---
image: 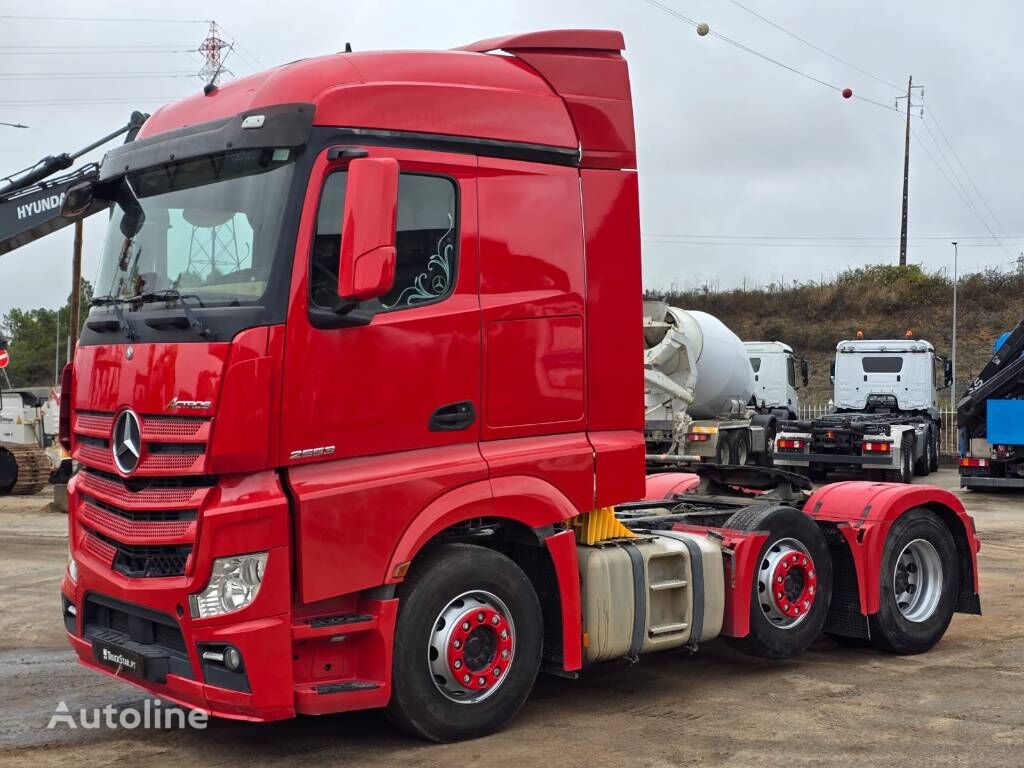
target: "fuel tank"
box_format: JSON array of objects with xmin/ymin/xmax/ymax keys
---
[{"xmin": 577, "ymin": 531, "xmax": 725, "ymax": 664}]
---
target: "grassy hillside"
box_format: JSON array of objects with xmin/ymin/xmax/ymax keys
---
[{"xmin": 646, "ymin": 265, "xmax": 1024, "ymax": 407}]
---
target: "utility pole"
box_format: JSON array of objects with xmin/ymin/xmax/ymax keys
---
[
  {"xmin": 895, "ymin": 76, "xmax": 925, "ymax": 267},
  {"xmin": 951, "ymin": 240, "xmax": 959, "ymax": 411}
]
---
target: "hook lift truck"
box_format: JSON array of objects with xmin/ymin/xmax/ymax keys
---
[
  {"xmin": 0, "ymin": 113, "xmax": 146, "ymax": 496},
  {"xmin": 53, "ymin": 31, "xmax": 979, "ymax": 741},
  {"xmin": 958, "ymin": 318, "xmax": 1024, "ymax": 489}
]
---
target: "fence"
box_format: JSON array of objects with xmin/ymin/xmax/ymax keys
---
[{"xmin": 796, "ymin": 404, "xmax": 959, "ymax": 457}]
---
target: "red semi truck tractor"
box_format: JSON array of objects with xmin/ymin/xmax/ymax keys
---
[{"xmin": 59, "ymin": 30, "xmax": 981, "ymax": 741}]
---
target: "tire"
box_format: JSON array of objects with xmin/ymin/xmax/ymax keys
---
[
  {"xmin": 928, "ymin": 428, "xmax": 940, "ymax": 473},
  {"xmin": 888, "ymin": 436, "xmax": 914, "ymax": 484},
  {"xmin": 715, "ymin": 433, "xmax": 732, "ymax": 465},
  {"xmin": 869, "ymin": 508, "xmax": 958, "ymax": 654},
  {"xmin": 913, "ymin": 430, "xmax": 930, "ymax": 477},
  {"xmin": 730, "ymin": 431, "xmax": 751, "ymax": 466},
  {"xmin": 723, "ymin": 505, "xmax": 833, "ymax": 659},
  {"xmin": 757, "ymin": 417, "xmax": 777, "ymax": 467},
  {"xmin": 386, "ymin": 543, "xmax": 543, "ymax": 742}
]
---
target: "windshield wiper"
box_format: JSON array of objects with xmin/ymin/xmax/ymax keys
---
[
  {"xmin": 88, "ymin": 295, "xmax": 137, "ymax": 340},
  {"xmin": 131, "ymin": 290, "xmax": 216, "ymax": 341}
]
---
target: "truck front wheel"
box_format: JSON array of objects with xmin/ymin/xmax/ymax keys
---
[
  {"xmin": 386, "ymin": 543, "xmax": 543, "ymax": 742},
  {"xmin": 724, "ymin": 505, "xmax": 833, "ymax": 659},
  {"xmin": 869, "ymin": 508, "xmax": 958, "ymax": 654}
]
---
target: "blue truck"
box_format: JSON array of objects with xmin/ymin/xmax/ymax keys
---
[{"xmin": 958, "ymin": 321, "xmax": 1024, "ymax": 489}]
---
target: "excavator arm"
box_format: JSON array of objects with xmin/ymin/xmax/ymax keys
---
[{"xmin": 0, "ymin": 112, "xmax": 147, "ymax": 256}]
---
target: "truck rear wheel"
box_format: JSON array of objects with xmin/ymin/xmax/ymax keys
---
[
  {"xmin": 913, "ymin": 431, "xmax": 930, "ymax": 477},
  {"xmin": 386, "ymin": 543, "xmax": 543, "ymax": 742},
  {"xmin": 869, "ymin": 508, "xmax": 958, "ymax": 654},
  {"xmin": 724, "ymin": 505, "xmax": 832, "ymax": 659},
  {"xmin": 730, "ymin": 431, "xmax": 750, "ymax": 466},
  {"xmin": 928, "ymin": 428, "xmax": 940, "ymax": 473},
  {"xmin": 888, "ymin": 436, "xmax": 914, "ymax": 484}
]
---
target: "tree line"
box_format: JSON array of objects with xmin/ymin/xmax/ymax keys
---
[{"xmin": 1, "ymin": 281, "xmax": 93, "ymax": 389}]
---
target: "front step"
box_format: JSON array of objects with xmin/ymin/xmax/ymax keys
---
[
  {"xmin": 292, "ymin": 613, "xmax": 377, "ymax": 641},
  {"xmin": 315, "ymin": 680, "xmax": 380, "ymax": 694},
  {"xmin": 294, "ymin": 678, "xmax": 389, "ymax": 715}
]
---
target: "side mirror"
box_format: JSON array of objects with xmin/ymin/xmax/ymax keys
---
[
  {"xmin": 829, "ymin": 360, "xmax": 836, "ymax": 385},
  {"xmin": 800, "ymin": 358, "xmax": 809, "ymax": 387},
  {"xmin": 61, "ymin": 181, "xmax": 95, "ymax": 219},
  {"xmin": 338, "ymin": 157, "xmax": 399, "ymax": 303},
  {"xmin": 943, "ymin": 358, "xmax": 953, "ymax": 388}
]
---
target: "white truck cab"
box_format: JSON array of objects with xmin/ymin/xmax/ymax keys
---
[
  {"xmin": 773, "ymin": 338, "xmax": 950, "ymax": 483},
  {"xmin": 832, "ymin": 339, "xmax": 939, "ymax": 414},
  {"xmin": 744, "ymin": 341, "xmax": 808, "ymax": 419}
]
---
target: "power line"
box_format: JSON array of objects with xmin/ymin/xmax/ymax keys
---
[
  {"xmin": 0, "ymin": 44, "xmax": 196, "ymax": 50},
  {"xmin": 0, "ymin": 49, "xmax": 194, "ymax": 56},
  {"xmin": 0, "ymin": 97, "xmax": 187, "ymax": 106},
  {"xmin": 642, "ymin": 239, "xmax": 1015, "ymax": 249},
  {"xmin": 0, "ymin": 73, "xmax": 196, "ymax": 81},
  {"xmin": 637, "ymin": 0, "xmax": 897, "ymax": 113},
  {"xmin": 724, "ymin": 0, "xmax": 902, "ymax": 90},
  {"xmin": 928, "ymin": 111, "xmax": 1015, "ymax": 247},
  {"xmin": 0, "ymin": 14, "xmax": 209, "ymax": 23},
  {"xmin": 643, "ymin": 233, "xmax": 1024, "ymax": 241}
]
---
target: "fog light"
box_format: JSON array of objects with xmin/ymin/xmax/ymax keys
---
[
  {"xmin": 223, "ymin": 646, "xmax": 242, "ymax": 672},
  {"xmin": 189, "ymin": 552, "xmax": 268, "ymax": 619}
]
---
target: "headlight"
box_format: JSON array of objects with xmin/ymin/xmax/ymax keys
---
[
  {"xmin": 189, "ymin": 552, "xmax": 268, "ymax": 619},
  {"xmin": 68, "ymin": 553, "xmax": 78, "ymax": 584}
]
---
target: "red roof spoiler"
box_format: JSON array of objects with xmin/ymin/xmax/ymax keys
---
[
  {"xmin": 458, "ymin": 29, "xmax": 625, "ymax": 53},
  {"xmin": 459, "ymin": 30, "xmax": 636, "ymax": 170}
]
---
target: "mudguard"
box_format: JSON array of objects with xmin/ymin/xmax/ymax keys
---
[
  {"xmin": 385, "ymin": 476, "xmax": 584, "ymax": 672},
  {"xmin": 644, "ymin": 472, "xmax": 701, "ymax": 500},
  {"xmin": 803, "ymin": 481, "xmax": 981, "ymax": 616}
]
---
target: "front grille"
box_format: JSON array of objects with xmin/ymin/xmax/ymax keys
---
[
  {"xmin": 79, "ymin": 494, "xmax": 196, "ymax": 543},
  {"xmin": 73, "ymin": 408, "xmax": 211, "ymax": 581},
  {"xmin": 72, "ymin": 410, "xmax": 211, "ymax": 478},
  {"xmin": 86, "ymin": 528, "xmax": 191, "ymax": 578},
  {"xmin": 78, "ymin": 468, "xmax": 212, "ymax": 508}
]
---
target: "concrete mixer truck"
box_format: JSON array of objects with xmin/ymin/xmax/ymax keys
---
[{"xmin": 644, "ymin": 302, "xmax": 777, "ymax": 466}]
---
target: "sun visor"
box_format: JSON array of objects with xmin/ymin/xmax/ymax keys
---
[{"xmin": 98, "ymin": 103, "xmax": 314, "ymax": 181}]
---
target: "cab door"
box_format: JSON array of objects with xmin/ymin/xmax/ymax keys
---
[{"xmin": 279, "ymin": 146, "xmax": 486, "ymax": 603}]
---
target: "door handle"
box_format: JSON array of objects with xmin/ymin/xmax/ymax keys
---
[{"xmin": 429, "ymin": 401, "xmax": 476, "ymax": 432}]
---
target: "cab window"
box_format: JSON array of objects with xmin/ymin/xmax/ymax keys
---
[
  {"xmin": 310, "ymin": 171, "xmax": 458, "ymax": 311},
  {"xmin": 862, "ymin": 357, "xmax": 903, "ymax": 373}
]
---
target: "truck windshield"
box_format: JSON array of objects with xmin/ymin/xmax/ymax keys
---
[{"xmin": 94, "ymin": 148, "xmax": 294, "ymax": 308}]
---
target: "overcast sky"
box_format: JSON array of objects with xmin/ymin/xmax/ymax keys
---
[{"xmin": 2, "ymin": 0, "xmax": 1022, "ymax": 321}]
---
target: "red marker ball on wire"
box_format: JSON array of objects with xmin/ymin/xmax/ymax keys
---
[{"xmin": 842, "ymin": 88, "xmax": 853, "ymax": 99}]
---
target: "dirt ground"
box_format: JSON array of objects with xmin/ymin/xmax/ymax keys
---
[{"xmin": 0, "ymin": 470, "xmax": 1020, "ymax": 767}]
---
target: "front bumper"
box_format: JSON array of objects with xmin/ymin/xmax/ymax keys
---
[{"xmin": 63, "ymin": 470, "xmax": 296, "ymax": 721}]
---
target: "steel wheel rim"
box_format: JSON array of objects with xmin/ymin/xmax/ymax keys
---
[
  {"xmin": 757, "ymin": 537, "xmax": 818, "ymax": 629},
  {"xmin": 428, "ymin": 589, "xmax": 515, "ymax": 704},
  {"xmin": 893, "ymin": 538, "xmax": 942, "ymax": 622}
]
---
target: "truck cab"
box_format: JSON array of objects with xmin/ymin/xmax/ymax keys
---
[
  {"xmin": 833, "ymin": 339, "xmax": 940, "ymax": 415},
  {"xmin": 774, "ymin": 338, "xmax": 948, "ymax": 482},
  {"xmin": 56, "ymin": 31, "xmax": 980, "ymax": 742},
  {"xmin": 744, "ymin": 341, "xmax": 807, "ymax": 420}
]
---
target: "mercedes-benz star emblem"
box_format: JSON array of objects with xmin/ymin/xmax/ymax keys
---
[
  {"xmin": 125, "ymin": 345, "xmax": 134, "ymax": 361},
  {"xmin": 112, "ymin": 410, "xmax": 142, "ymax": 475}
]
